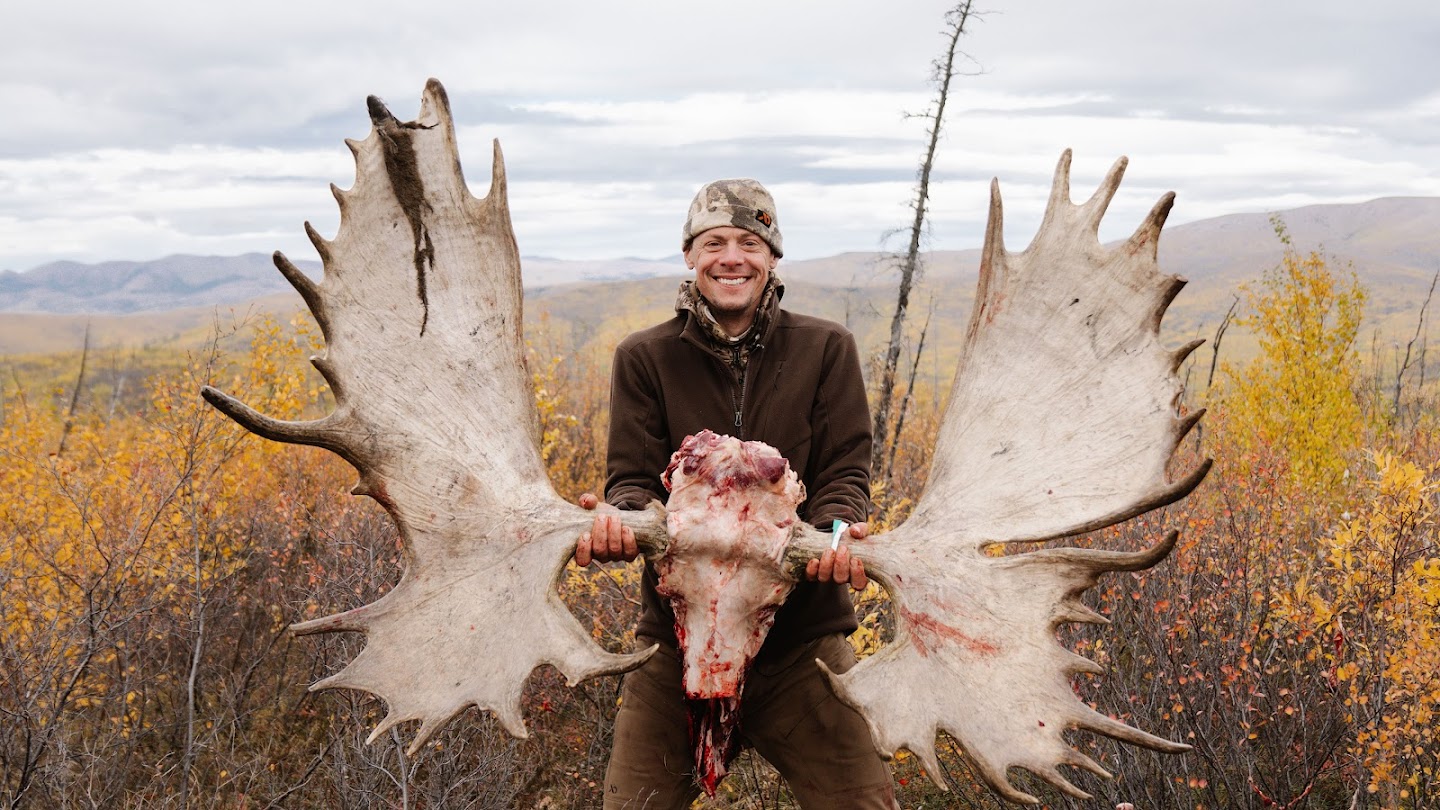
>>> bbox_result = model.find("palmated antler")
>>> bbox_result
[786,152,1210,803]
[201,80,666,752]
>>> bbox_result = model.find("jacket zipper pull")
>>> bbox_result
[734,410,742,428]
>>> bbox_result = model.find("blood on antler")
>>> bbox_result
[201,79,668,752]
[783,151,1211,802]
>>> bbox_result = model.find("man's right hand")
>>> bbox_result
[574,492,639,566]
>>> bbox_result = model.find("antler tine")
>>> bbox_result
[1151,275,1189,334]
[200,386,350,456]
[1040,148,1073,226]
[272,250,328,335]
[309,356,345,403]
[487,138,508,207]
[1031,763,1092,800]
[970,755,1043,804]
[971,177,1006,321]
[290,605,369,636]
[485,138,523,307]
[1080,154,1129,230]
[975,701,1187,803]
[407,705,489,756]
[303,220,333,264]
[1063,650,1105,675]
[329,182,347,217]
[361,715,401,747]
[1055,603,1109,627]
[365,699,515,757]
[982,177,1006,265]
[1171,337,1205,373]
[366,94,399,127]
[1178,409,1209,446]
[1129,190,1175,263]
[1080,707,1191,753]
[418,79,475,202]
[972,457,1209,545]
[1017,529,1180,577]
[271,245,350,411]
[912,740,950,795]
[1036,769,1092,801]
[1064,749,1111,779]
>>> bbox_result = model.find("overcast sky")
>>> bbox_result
[2,0,1437,272]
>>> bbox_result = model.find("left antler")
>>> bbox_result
[201,80,666,751]
[787,152,1210,803]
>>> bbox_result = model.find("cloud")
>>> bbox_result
[2,0,1438,270]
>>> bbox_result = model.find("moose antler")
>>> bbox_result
[784,151,1210,802]
[201,79,667,751]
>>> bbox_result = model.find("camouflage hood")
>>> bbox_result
[674,271,784,368]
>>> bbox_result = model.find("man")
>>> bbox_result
[574,178,897,809]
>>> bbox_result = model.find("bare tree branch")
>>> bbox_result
[1206,296,1240,394]
[1392,267,1439,420]
[55,322,92,457]
[883,299,934,486]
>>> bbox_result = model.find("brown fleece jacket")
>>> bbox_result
[605,305,872,657]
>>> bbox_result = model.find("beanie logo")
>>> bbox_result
[754,209,774,228]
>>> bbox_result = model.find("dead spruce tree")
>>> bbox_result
[873,0,979,494]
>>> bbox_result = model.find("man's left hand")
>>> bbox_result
[805,522,870,591]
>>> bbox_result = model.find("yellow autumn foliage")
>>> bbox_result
[1213,222,1369,505]
[0,314,333,743]
[8,247,1440,806]
[1277,451,1440,799]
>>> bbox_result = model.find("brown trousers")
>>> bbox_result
[602,633,898,810]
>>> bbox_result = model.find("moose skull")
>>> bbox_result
[655,430,806,790]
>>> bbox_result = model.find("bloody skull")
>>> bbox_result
[657,430,806,792]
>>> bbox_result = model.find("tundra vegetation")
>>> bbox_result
[2,230,1439,809]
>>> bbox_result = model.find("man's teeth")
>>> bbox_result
[718,278,747,286]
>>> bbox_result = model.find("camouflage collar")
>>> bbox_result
[675,272,783,366]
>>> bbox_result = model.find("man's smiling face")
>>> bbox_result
[686,226,779,336]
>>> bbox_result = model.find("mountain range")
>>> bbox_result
[1,197,1436,358]
[0,254,690,316]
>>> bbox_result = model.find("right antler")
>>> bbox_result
[202,80,666,752]
[787,152,1210,803]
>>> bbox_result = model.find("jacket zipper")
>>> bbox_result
[729,345,758,437]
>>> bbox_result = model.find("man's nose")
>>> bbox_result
[719,243,746,264]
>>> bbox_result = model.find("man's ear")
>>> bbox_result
[768,253,779,271]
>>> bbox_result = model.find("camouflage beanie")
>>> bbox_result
[681,178,783,258]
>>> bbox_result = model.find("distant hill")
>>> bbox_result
[783,196,1439,300]
[0,254,311,315]
[0,253,688,316]
[2,197,1437,359]
[779,196,1440,354]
